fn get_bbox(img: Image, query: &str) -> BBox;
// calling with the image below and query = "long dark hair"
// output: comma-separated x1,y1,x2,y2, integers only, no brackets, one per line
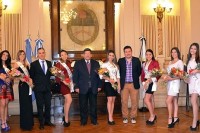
106,50,117,65
186,43,200,65
145,49,155,61
0,50,11,69
171,47,181,61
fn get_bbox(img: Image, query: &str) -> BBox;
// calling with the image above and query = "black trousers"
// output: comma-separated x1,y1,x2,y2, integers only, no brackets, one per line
35,90,52,125
79,90,97,124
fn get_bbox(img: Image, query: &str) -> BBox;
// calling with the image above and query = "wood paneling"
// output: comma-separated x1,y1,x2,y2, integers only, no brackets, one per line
114,0,121,3
51,91,121,115
50,0,115,60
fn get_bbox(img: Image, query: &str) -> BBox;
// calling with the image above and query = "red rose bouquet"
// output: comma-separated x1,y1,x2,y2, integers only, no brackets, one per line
22,75,34,88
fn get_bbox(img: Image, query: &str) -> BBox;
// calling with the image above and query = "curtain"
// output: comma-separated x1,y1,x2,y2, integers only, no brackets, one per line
0,0,2,51
165,15,180,57
141,15,156,53
3,13,22,59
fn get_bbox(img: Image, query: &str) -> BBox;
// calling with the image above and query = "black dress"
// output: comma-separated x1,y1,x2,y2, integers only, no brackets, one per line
104,82,117,97
18,67,34,130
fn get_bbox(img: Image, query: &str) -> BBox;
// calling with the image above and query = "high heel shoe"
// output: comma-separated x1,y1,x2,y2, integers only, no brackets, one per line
108,120,115,125
62,116,70,127
146,115,157,125
63,121,70,127
173,117,180,125
168,118,174,128
190,120,199,131
1,123,10,132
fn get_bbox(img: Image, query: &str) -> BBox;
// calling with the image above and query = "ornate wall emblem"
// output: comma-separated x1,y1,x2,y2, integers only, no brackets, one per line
67,4,99,45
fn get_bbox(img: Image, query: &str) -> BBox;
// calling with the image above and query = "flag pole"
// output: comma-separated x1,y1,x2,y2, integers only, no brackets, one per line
139,35,148,112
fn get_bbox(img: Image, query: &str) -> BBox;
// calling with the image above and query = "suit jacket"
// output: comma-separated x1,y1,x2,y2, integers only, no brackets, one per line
141,60,160,82
30,60,52,92
73,59,102,94
118,57,141,90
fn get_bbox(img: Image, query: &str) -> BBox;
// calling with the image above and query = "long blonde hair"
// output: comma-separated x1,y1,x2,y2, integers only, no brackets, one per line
16,50,29,67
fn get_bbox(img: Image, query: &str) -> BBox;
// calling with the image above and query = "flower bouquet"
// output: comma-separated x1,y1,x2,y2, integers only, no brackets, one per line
50,66,65,80
65,78,71,88
50,66,72,88
169,67,184,78
150,68,163,77
189,63,200,74
97,68,118,90
22,75,34,88
97,68,110,77
8,68,21,78
143,68,162,91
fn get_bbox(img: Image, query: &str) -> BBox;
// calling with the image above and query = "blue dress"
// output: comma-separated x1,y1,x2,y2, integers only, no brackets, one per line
0,68,14,100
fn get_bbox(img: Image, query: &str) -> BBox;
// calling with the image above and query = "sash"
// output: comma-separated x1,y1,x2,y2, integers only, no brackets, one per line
58,61,74,92
151,77,157,91
3,65,10,74
143,63,151,79
2,65,11,86
142,63,157,92
16,62,32,95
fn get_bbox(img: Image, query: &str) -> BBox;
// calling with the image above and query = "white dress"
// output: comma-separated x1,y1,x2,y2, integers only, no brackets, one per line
167,60,184,96
187,59,200,95
100,62,120,82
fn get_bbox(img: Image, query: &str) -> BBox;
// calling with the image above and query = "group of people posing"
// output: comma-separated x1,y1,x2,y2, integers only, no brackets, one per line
0,43,199,132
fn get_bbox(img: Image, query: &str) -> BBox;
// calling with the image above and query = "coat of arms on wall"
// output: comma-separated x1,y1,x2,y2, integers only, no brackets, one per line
67,4,99,45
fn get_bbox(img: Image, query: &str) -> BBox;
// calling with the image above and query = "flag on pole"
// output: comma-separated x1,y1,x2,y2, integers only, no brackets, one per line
139,35,146,62
25,36,36,101
34,38,44,57
25,37,33,63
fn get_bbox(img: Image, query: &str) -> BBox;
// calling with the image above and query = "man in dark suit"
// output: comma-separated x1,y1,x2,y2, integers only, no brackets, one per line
118,46,141,124
30,48,55,130
73,48,102,126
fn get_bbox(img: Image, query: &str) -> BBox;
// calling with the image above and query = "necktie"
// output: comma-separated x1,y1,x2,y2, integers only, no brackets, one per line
86,61,91,74
42,61,45,74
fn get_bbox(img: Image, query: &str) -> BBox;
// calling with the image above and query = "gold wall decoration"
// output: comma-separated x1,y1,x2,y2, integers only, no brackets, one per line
157,19,163,55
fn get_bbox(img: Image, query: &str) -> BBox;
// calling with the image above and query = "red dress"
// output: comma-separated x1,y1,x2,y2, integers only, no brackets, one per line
141,60,160,82
55,60,72,95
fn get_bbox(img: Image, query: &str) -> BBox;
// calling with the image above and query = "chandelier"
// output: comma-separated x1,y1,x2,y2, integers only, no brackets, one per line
152,0,173,22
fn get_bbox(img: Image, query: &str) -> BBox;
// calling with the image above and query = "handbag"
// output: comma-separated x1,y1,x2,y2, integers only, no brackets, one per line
50,79,61,94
